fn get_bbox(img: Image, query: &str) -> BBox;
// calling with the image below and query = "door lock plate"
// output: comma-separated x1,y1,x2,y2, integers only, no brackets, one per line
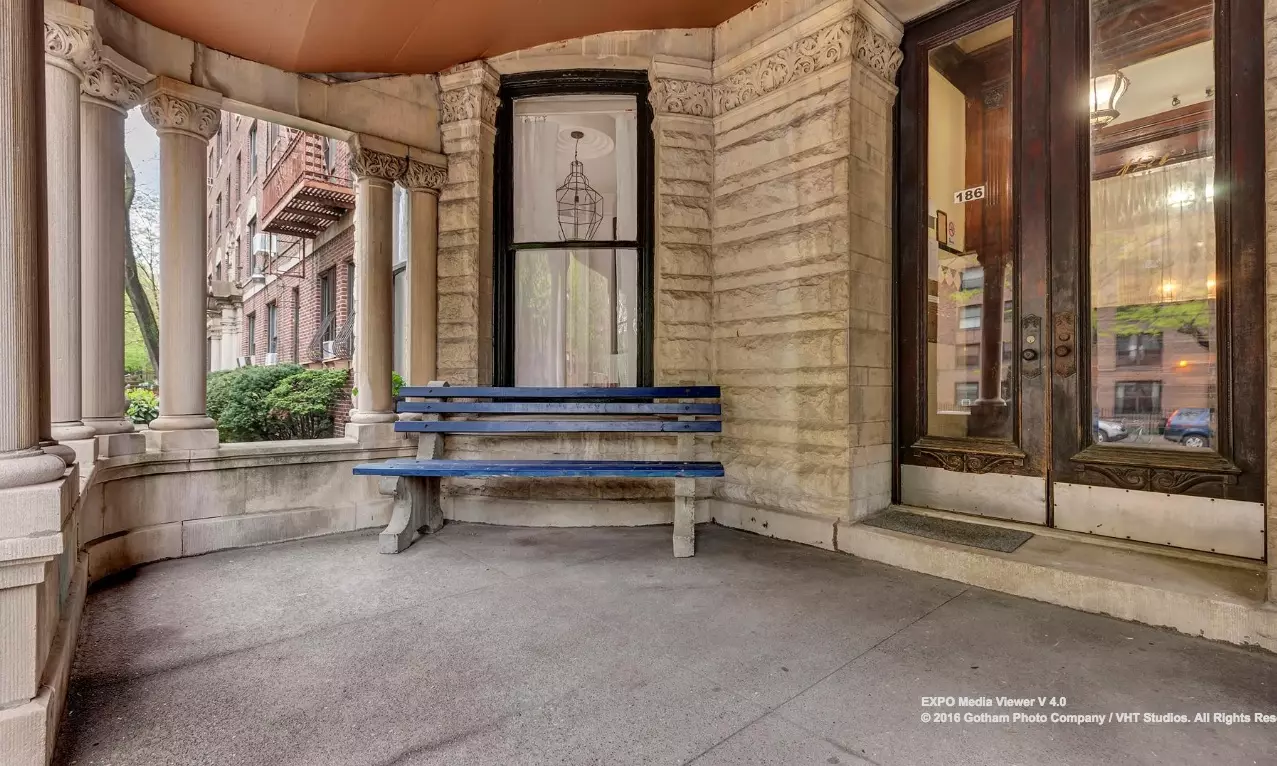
1053,311,1077,377
1021,314,1042,378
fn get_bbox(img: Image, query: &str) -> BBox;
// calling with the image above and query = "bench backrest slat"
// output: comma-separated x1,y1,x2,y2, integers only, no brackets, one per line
398,386,720,400
399,401,721,416
395,420,721,434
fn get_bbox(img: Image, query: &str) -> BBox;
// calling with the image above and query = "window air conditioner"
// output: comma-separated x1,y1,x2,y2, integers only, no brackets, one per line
252,232,275,256
322,340,336,359
960,399,973,407
264,352,279,365
236,356,252,368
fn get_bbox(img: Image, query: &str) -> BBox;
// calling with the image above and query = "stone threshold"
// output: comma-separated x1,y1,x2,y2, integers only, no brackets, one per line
839,505,1276,653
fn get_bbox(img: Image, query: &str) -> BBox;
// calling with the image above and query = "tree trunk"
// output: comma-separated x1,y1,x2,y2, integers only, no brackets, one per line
124,154,160,370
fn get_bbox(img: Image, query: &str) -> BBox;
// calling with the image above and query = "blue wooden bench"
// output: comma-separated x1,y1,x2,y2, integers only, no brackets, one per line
353,382,724,557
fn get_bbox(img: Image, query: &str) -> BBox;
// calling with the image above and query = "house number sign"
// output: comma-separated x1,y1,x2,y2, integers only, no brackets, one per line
953,185,986,204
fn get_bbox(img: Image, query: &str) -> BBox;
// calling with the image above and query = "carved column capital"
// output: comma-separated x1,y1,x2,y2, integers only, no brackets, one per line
141,78,222,141
401,158,448,192
44,1,99,76
350,146,408,183
438,61,500,126
82,47,150,112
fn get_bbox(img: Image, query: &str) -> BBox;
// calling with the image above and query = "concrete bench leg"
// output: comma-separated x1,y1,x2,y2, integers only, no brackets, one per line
673,477,695,558
379,475,444,554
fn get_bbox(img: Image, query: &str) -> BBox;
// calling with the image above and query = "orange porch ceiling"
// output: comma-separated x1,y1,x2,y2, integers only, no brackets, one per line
112,0,763,75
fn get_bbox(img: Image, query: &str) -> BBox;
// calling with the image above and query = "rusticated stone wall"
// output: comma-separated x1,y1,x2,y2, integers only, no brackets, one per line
709,0,901,542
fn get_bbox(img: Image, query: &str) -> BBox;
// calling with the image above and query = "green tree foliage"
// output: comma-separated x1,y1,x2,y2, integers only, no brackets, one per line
264,369,351,440
206,364,304,442
125,388,159,424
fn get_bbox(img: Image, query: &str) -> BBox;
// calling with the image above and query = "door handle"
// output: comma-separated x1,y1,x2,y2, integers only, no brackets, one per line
1053,311,1077,377
1021,348,1038,362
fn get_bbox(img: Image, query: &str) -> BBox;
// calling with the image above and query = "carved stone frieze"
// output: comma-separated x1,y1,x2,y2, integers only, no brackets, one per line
349,147,408,182
851,16,904,83
401,159,449,191
651,78,713,117
142,93,220,140
712,13,902,115
440,86,500,125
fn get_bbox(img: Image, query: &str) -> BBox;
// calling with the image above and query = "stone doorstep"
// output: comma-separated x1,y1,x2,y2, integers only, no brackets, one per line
838,508,1277,654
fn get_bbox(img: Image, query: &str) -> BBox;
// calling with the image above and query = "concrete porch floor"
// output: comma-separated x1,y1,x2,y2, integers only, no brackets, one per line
55,524,1277,766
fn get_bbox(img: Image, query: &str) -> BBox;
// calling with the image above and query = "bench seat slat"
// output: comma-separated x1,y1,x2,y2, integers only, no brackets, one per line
397,401,721,416
394,420,721,433
398,386,720,399
354,459,725,478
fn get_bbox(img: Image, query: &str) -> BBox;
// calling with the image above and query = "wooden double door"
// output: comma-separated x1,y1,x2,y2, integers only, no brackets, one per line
894,0,1266,559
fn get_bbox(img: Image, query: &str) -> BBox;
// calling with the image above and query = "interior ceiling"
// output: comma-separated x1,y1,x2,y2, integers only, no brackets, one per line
113,0,932,76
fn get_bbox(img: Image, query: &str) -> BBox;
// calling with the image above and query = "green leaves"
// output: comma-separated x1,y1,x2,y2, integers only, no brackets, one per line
206,364,305,442
125,388,159,424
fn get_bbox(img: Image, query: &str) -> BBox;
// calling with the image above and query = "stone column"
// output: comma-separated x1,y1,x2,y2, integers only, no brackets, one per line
80,47,149,456
43,2,98,455
401,152,447,385
346,136,406,442
141,78,222,452
220,306,237,371
437,62,499,385
0,0,68,492
0,2,77,762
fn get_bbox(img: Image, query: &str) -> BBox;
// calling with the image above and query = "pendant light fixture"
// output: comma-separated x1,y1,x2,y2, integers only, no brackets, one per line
557,130,605,240
1090,71,1131,127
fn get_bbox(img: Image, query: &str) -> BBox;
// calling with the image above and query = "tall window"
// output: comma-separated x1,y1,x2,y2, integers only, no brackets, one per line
320,268,336,343
291,287,300,362
1115,381,1162,416
1115,332,1163,368
247,217,258,274
247,312,257,357
958,305,982,330
249,122,258,178
495,72,653,386
346,261,355,321
215,195,223,233
266,302,278,355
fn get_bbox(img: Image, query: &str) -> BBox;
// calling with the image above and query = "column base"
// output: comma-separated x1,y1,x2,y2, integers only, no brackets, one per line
144,428,220,452
349,410,398,425
344,421,411,448
40,441,77,467
0,449,67,490
148,415,217,432
50,421,95,441
96,432,147,458
82,416,136,436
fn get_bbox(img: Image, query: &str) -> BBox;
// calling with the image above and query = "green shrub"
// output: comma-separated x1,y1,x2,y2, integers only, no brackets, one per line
125,388,159,424
265,368,350,440
206,364,303,442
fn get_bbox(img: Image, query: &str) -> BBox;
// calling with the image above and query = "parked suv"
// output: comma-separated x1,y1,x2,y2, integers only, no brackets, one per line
1092,417,1127,443
1163,408,1214,449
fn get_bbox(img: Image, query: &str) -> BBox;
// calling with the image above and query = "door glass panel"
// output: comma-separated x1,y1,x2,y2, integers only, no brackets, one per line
925,16,1016,440
1088,1,1216,451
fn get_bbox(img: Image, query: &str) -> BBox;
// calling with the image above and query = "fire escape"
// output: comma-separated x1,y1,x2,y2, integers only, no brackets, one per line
260,132,355,238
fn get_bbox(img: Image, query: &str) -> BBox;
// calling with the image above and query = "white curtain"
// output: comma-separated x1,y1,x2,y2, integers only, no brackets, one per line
512,101,638,387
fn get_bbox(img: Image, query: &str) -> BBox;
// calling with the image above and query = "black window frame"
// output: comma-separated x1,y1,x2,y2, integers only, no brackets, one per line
1114,380,1163,416
492,69,655,387
320,267,337,343
247,312,257,357
1115,331,1163,369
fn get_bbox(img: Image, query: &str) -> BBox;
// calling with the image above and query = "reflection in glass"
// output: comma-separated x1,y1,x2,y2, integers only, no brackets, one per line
1089,1,1217,451
514,249,638,387
924,16,1016,440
